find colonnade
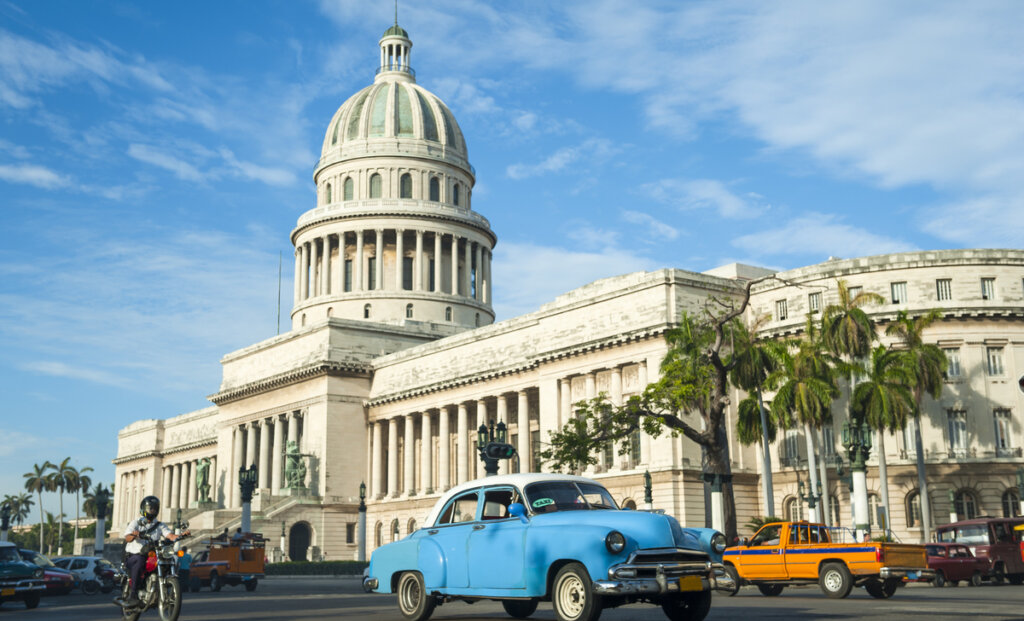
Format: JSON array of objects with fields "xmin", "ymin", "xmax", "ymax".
[
  {"xmin": 116, "ymin": 468, "xmax": 148, "ymax": 528},
  {"xmin": 294, "ymin": 229, "xmax": 491, "ymax": 307},
  {"xmin": 228, "ymin": 410, "xmax": 303, "ymax": 507},
  {"xmin": 367, "ymin": 361, "xmax": 650, "ymax": 499},
  {"xmin": 159, "ymin": 456, "xmax": 216, "ymax": 513}
]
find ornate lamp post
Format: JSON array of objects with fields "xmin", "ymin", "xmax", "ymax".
[
  {"xmin": 842, "ymin": 419, "xmax": 873, "ymax": 539},
  {"xmin": 94, "ymin": 486, "xmax": 110, "ymax": 553},
  {"xmin": 0, "ymin": 503, "xmax": 10, "ymax": 543},
  {"xmin": 357, "ymin": 481, "xmax": 367, "ymax": 562},
  {"xmin": 279, "ymin": 521, "xmax": 286, "ymax": 563},
  {"xmin": 476, "ymin": 420, "xmax": 515, "ymax": 477},
  {"xmin": 239, "ymin": 464, "xmax": 259, "ymax": 533},
  {"xmin": 643, "ymin": 470, "xmax": 653, "ymax": 511},
  {"xmin": 797, "ymin": 475, "xmax": 822, "ymax": 523}
]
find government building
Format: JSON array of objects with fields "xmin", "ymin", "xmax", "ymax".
[{"xmin": 113, "ymin": 23, "xmax": 1024, "ymax": 560}]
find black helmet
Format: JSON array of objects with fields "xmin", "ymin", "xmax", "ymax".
[{"xmin": 140, "ymin": 496, "xmax": 160, "ymax": 521}]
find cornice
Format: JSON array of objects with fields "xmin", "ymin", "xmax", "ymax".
[{"xmin": 209, "ymin": 360, "xmax": 372, "ymax": 406}]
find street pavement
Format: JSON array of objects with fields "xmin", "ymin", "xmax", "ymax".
[{"xmin": 7, "ymin": 578, "xmax": 1024, "ymax": 621}]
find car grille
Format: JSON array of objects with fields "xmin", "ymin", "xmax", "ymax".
[{"xmin": 629, "ymin": 547, "xmax": 710, "ymax": 565}]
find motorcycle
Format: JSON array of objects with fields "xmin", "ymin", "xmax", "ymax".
[{"xmin": 115, "ymin": 538, "xmax": 183, "ymax": 621}]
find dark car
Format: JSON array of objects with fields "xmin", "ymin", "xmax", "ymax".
[
  {"xmin": 17, "ymin": 550, "xmax": 76, "ymax": 595},
  {"xmin": 925, "ymin": 543, "xmax": 990, "ymax": 587},
  {"xmin": 0, "ymin": 541, "xmax": 46, "ymax": 609},
  {"xmin": 936, "ymin": 517, "xmax": 1024, "ymax": 584}
]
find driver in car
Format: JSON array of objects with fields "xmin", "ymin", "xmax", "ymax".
[{"xmin": 121, "ymin": 496, "xmax": 187, "ymax": 607}]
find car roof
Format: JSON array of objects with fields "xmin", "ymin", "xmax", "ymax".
[{"xmin": 423, "ymin": 473, "xmax": 605, "ymax": 526}]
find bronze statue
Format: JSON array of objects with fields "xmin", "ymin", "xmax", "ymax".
[{"xmin": 196, "ymin": 457, "xmax": 212, "ymax": 503}]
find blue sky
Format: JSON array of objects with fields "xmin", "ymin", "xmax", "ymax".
[{"xmin": 2, "ymin": 1, "xmax": 1023, "ymax": 517}]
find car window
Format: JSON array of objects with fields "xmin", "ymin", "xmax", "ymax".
[
  {"xmin": 750, "ymin": 524, "xmax": 782, "ymax": 547},
  {"xmin": 33, "ymin": 554, "xmax": 54, "ymax": 567},
  {"xmin": 994, "ymin": 523, "xmax": 1013, "ymax": 543},
  {"xmin": 926, "ymin": 545, "xmax": 943, "ymax": 557},
  {"xmin": 524, "ymin": 481, "xmax": 618, "ymax": 513},
  {"xmin": 71, "ymin": 559, "xmax": 88, "ymax": 570},
  {"xmin": 54, "ymin": 559, "xmax": 69, "ymax": 568},
  {"xmin": 0, "ymin": 547, "xmax": 19, "ymax": 562},
  {"xmin": 953, "ymin": 525, "xmax": 990, "ymax": 544},
  {"xmin": 481, "ymin": 487, "xmax": 521, "ymax": 520},
  {"xmin": 437, "ymin": 491, "xmax": 479, "ymax": 525}
]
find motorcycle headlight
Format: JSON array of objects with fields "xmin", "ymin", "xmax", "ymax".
[
  {"xmin": 711, "ymin": 532, "xmax": 727, "ymax": 554},
  {"xmin": 605, "ymin": 530, "xmax": 626, "ymax": 554}
]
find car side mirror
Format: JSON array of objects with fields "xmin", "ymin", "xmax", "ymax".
[{"xmin": 508, "ymin": 503, "xmax": 529, "ymax": 524}]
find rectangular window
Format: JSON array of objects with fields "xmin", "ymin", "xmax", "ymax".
[
  {"xmin": 903, "ymin": 415, "xmax": 918, "ymax": 457},
  {"xmin": 402, "ymin": 257, "xmax": 413, "ymax": 290},
  {"xmin": 981, "ymin": 277, "xmax": 996, "ymax": 300},
  {"xmin": 782, "ymin": 429, "xmax": 801, "ymax": 463},
  {"xmin": 848, "ymin": 285, "xmax": 863, "ymax": 298},
  {"xmin": 775, "ymin": 299, "xmax": 788, "ymax": 321},
  {"xmin": 471, "ymin": 267, "xmax": 477, "ymax": 298},
  {"xmin": 531, "ymin": 430, "xmax": 541, "ymax": 471},
  {"xmin": 367, "ymin": 257, "xmax": 377, "ymax": 290},
  {"xmin": 429, "ymin": 259, "xmax": 436, "ymax": 291},
  {"xmin": 994, "ymin": 409, "xmax": 1013, "ymax": 454},
  {"xmin": 947, "ymin": 409, "xmax": 967, "ymax": 456},
  {"xmin": 944, "ymin": 348, "xmax": 962, "ymax": 378},
  {"xmin": 821, "ymin": 425, "xmax": 835, "ymax": 457},
  {"xmin": 936, "ymin": 278, "xmax": 952, "ymax": 301},
  {"xmin": 988, "ymin": 346, "xmax": 1005, "ymax": 375},
  {"xmin": 891, "ymin": 281, "xmax": 907, "ymax": 304},
  {"xmin": 808, "ymin": 292, "xmax": 821, "ymax": 313},
  {"xmin": 509, "ymin": 433, "xmax": 518, "ymax": 473},
  {"xmin": 629, "ymin": 430, "xmax": 641, "ymax": 465},
  {"xmin": 344, "ymin": 259, "xmax": 353, "ymax": 292},
  {"xmin": 346, "ymin": 523, "xmax": 355, "ymax": 544}
]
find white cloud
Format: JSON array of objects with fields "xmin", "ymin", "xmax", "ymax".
[
  {"xmin": 431, "ymin": 77, "xmax": 498, "ymax": 115},
  {"xmin": 622, "ymin": 210, "xmax": 680, "ymax": 240},
  {"xmin": 219, "ymin": 148, "xmax": 297, "ymax": 187},
  {"xmin": 642, "ymin": 178, "xmax": 767, "ymax": 219},
  {"xmin": 506, "ymin": 138, "xmax": 616, "ymax": 179},
  {"xmin": 922, "ymin": 193, "xmax": 1024, "ymax": 248},
  {"xmin": 127, "ymin": 143, "xmax": 204, "ymax": 181},
  {"xmin": 732, "ymin": 212, "xmax": 916, "ymax": 259},
  {"xmin": 20, "ymin": 361, "xmax": 130, "ymax": 388},
  {"xmin": 0, "ymin": 163, "xmax": 68, "ymax": 189}
]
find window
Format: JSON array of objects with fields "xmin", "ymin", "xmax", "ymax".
[
  {"xmin": 808, "ymin": 292, "xmax": 821, "ymax": 313},
  {"xmin": 532, "ymin": 430, "xmax": 542, "ymax": 470},
  {"xmin": 785, "ymin": 496, "xmax": 804, "ymax": 522},
  {"xmin": 830, "ymin": 495, "xmax": 841, "ymax": 527},
  {"xmin": 988, "ymin": 347, "xmax": 1005, "ymax": 375},
  {"xmin": 445, "ymin": 306, "xmax": 452, "ymax": 321},
  {"xmin": 954, "ymin": 490, "xmax": 978, "ymax": 521},
  {"xmin": 429, "ymin": 177, "xmax": 440, "ymax": 202},
  {"xmin": 402, "ymin": 256, "xmax": 413, "ymax": 290},
  {"xmin": 408, "ymin": 518, "xmax": 417, "ymax": 533},
  {"xmin": 782, "ymin": 429, "xmax": 801, "ymax": 464},
  {"xmin": 890, "ymin": 281, "xmax": 907, "ymax": 304},
  {"xmin": 947, "ymin": 409, "xmax": 967, "ymax": 456},
  {"xmin": 438, "ymin": 491, "xmax": 479, "ymax": 524},
  {"xmin": 453, "ymin": 183, "xmax": 460, "ymax": 206},
  {"xmin": 301, "ymin": 313, "xmax": 306, "ymax": 326},
  {"xmin": 994, "ymin": 409, "xmax": 1013, "ymax": 454},
  {"xmin": 400, "ymin": 173, "xmax": 412, "ymax": 198},
  {"xmin": 405, "ymin": 303, "xmax": 413, "ymax": 319},
  {"xmin": 1002, "ymin": 489, "xmax": 1021, "ymax": 518},
  {"xmin": 775, "ymin": 299, "xmax": 788, "ymax": 321},
  {"xmin": 944, "ymin": 348, "xmax": 961, "ymax": 378},
  {"xmin": 344, "ymin": 259, "xmax": 353, "ymax": 292},
  {"xmin": 363, "ymin": 304, "xmax": 371, "ymax": 319},
  {"xmin": 428, "ymin": 259, "xmax": 436, "ymax": 291},
  {"xmin": 325, "ymin": 183, "xmax": 332, "ymax": 203},
  {"xmin": 936, "ymin": 278, "xmax": 952, "ymax": 301},
  {"xmin": 391, "ymin": 519, "xmax": 400, "ymax": 542},
  {"xmin": 345, "ymin": 523, "xmax": 355, "ymax": 544},
  {"xmin": 867, "ymin": 493, "xmax": 880, "ymax": 527},
  {"xmin": 629, "ymin": 429, "xmax": 641, "ymax": 465},
  {"xmin": 326, "ymin": 306, "xmax": 333, "ymax": 318},
  {"xmin": 907, "ymin": 491, "xmax": 921, "ymax": 528},
  {"xmin": 374, "ymin": 522, "xmax": 383, "ymax": 547},
  {"xmin": 981, "ymin": 277, "xmax": 995, "ymax": 300},
  {"xmin": 847, "ymin": 285, "xmax": 863, "ymax": 298},
  {"xmin": 903, "ymin": 415, "xmax": 918, "ymax": 457},
  {"xmin": 481, "ymin": 487, "xmax": 517, "ymax": 520},
  {"xmin": 368, "ymin": 257, "xmax": 376, "ymax": 290},
  {"xmin": 369, "ymin": 173, "xmax": 382, "ymax": 198},
  {"xmin": 343, "ymin": 177, "xmax": 354, "ymax": 200},
  {"xmin": 821, "ymin": 425, "xmax": 835, "ymax": 457},
  {"xmin": 475, "ymin": 312, "xmax": 480, "ymax": 326}
]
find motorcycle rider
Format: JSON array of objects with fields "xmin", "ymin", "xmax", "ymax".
[{"xmin": 121, "ymin": 496, "xmax": 188, "ymax": 607}]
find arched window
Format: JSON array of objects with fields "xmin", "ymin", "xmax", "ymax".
[
  {"xmin": 325, "ymin": 183, "xmax": 332, "ymax": 203},
  {"xmin": 391, "ymin": 519, "xmax": 400, "ymax": 542},
  {"xmin": 343, "ymin": 177, "xmax": 354, "ymax": 201},
  {"xmin": 407, "ymin": 518, "xmax": 417, "ymax": 533},
  {"xmin": 784, "ymin": 496, "xmax": 804, "ymax": 522},
  {"xmin": 867, "ymin": 493, "xmax": 880, "ymax": 527},
  {"xmin": 400, "ymin": 173, "xmax": 413, "ymax": 198},
  {"xmin": 326, "ymin": 307, "xmax": 333, "ymax": 318},
  {"xmin": 955, "ymin": 490, "xmax": 978, "ymax": 521},
  {"xmin": 363, "ymin": 304, "xmax": 371, "ymax": 319},
  {"xmin": 445, "ymin": 306, "xmax": 452, "ymax": 321},
  {"xmin": 1003, "ymin": 489, "xmax": 1021, "ymax": 517},
  {"xmin": 907, "ymin": 491, "xmax": 921, "ymax": 528},
  {"xmin": 301, "ymin": 313, "xmax": 306, "ymax": 327},
  {"xmin": 406, "ymin": 303, "xmax": 413, "ymax": 319},
  {"xmin": 429, "ymin": 177, "xmax": 440, "ymax": 202},
  {"xmin": 369, "ymin": 173, "xmax": 382, "ymax": 198},
  {"xmin": 452, "ymin": 183, "xmax": 460, "ymax": 206},
  {"xmin": 374, "ymin": 522, "xmax": 383, "ymax": 547},
  {"xmin": 622, "ymin": 499, "xmax": 637, "ymax": 510}
]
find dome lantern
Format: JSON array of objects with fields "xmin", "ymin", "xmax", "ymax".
[{"xmin": 377, "ymin": 19, "xmax": 413, "ymax": 82}]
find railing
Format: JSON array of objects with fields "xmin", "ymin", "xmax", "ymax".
[{"xmin": 375, "ymin": 64, "xmax": 416, "ymax": 78}]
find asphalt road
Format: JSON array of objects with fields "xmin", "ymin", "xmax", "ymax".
[{"xmin": 6, "ymin": 578, "xmax": 1024, "ymax": 621}]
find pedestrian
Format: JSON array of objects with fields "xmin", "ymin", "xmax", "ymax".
[
  {"xmin": 178, "ymin": 546, "xmax": 192, "ymax": 593},
  {"xmin": 232, "ymin": 527, "xmax": 244, "ymax": 542}
]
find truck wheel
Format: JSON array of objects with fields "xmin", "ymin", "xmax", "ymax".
[
  {"xmin": 819, "ymin": 563, "xmax": 853, "ymax": 599},
  {"xmin": 757, "ymin": 584, "xmax": 784, "ymax": 597},
  {"xmin": 244, "ymin": 579, "xmax": 258, "ymax": 592},
  {"xmin": 661, "ymin": 591, "xmax": 711, "ymax": 621},
  {"xmin": 970, "ymin": 572, "xmax": 983, "ymax": 587},
  {"xmin": 723, "ymin": 566, "xmax": 741, "ymax": 596},
  {"xmin": 24, "ymin": 593, "xmax": 41, "ymax": 610},
  {"xmin": 210, "ymin": 572, "xmax": 222, "ymax": 592},
  {"xmin": 502, "ymin": 599, "xmax": 539, "ymax": 618},
  {"xmin": 933, "ymin": 571, "xmax": 946, "ymax": 588},
  {"xmin": 552, "ymin": 563, "xmax": 601, "ymax": 621},
  {"xmin": 397, "ymin": 571, "xmax": 436, "ymax": 621}
]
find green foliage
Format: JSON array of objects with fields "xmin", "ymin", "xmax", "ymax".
[
  {"xmin": 768, "ymin": 329, "xmax": 840, "ymax": 431},
  {"xmin": 736, "ymin": 396, "xmax": 777, "ymax": 446},
  {"xmin": 746, "ymin": 515, "xmax": 783, "ymax": 534},
  {"xmin": 853, "ymin": 346, "xmax": 916, "ymax": 433},
  {"xmin": 822, "ymin": 279, "xmax": 883, "ymax": 360},
  {"xmin": 265, "ymin": 561, "xmax": 369, "ymax": 576}
]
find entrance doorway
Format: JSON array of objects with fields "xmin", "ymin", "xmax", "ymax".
[{"xmin": 289, "ymin": 522, "xmax": 311, "ymax": 561}]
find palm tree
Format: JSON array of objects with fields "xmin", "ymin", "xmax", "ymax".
[
  {"xmin": 24, "ymin": 462, "xmax": 55, "ymax": 551},
  {"xmin": 822, "ymin": 280, "xmax": 883, "ymax": 534},
  {"xmin": 42, "ymin": 511, "xmax": 62, "ymax": 555},
  {"xmin": 886, "ymin": 309, "xmax": 947, "ymax": 541},
  {"xmin": 52, "ymin": 457, "xmax": 77, "ymax": 555},
  {"xmin": 729, "ymin": 315, "xmax": 783, "ymax": 516},
  {"xmin": 67, "ymin": 465, "xmax": 93, "ymax": 546},
  {"xmin": 9, "ymin": 493, "xmax": 34, "ymax": 526},
  {"xmin": 84, "ymin": 483, "xmax": 112, "ymax": 519}
]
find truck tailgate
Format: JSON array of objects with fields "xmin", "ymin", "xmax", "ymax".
[{"xmin": 882, "ymin": 544, "xmax": 927, "ymax": 568}]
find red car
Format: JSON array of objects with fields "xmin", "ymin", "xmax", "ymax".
[
  {"xmin": 925, "ymin": 543, "xmax": 990, "ymax": 587},
  {"xmin": 17, "ymin": 550, "xmax": 75, "ymax": 595}
]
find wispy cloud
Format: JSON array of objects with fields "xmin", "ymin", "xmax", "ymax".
[
  {"xmin": 622, "ymin": 210, "xmax": 680, "ymax": 240},
  {"xmin": 20, "ymin": 361, "xmax": 130, "ymax": 387},
  {"xmin": 127, "ymin": 143, "xmax": 204, "ymax": 181},
  {"xmin": 0, "ymin": 163, "xmax": 68, "ymax": 189},
  {"xmin": 732, "ymin": 212, "xmax": 916, "ymax": 259},
  {"xmin": 642, "ymin": 178, "xmax": 768, "ymax": 219},
  {"xmin": 506, "ymin": 138, "xmax": 616, "ymax": 179}
]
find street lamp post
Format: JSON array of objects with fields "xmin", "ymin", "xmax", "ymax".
[
  {"xmin": 280, "ymin": 521, "xmax": 286, "ymax": 563},
  {"xmin": 239, "ymin": 464, "xmax": 258, "ymax": 534},
  {"xmin": 842, "ymin": 419, "xmax": 873, "ymax": 539},
  {"xmin": 476, "ymin": 420, "xmax": 515, "ymax": 477},
  {"xmin": 0, "ymin": 503, "xmax": 10, "ymax": 543},
  {"xmin": 702, "ymin": 473, "xmax": 732, "ymax": 533},
  {"xmin": 357, "ymin": 482, "xmax": 367, "ymax": 562},
  {"xmin": 94, "ymin": 487, "xmax": 110, "ymax": 554},
  {"xmin": 643, "ymin": 470, "xmax": 653, "ymax": 511},
  {"xmin": 1016, "ymin": 468, "xmax": 1024, "ymax": 517},
  {"xmin": 797, "ymin": 475, "xmax": 822, "ymax": 523}
]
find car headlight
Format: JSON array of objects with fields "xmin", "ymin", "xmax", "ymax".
[
  {"xmin": 605, "ymin": 530, "xmax": 626, "ymax": 554},
  {"xmin": 711, "ymin": 532, "xmax": 727, "ymax": 554},
  {"xmin": 34, "ymin": 568, "xmax": 44, "ymax": 578}
]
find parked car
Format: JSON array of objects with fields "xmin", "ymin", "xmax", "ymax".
[
  {"xmin": 51, "ymin": 556, "xmax": 118, "ymax": 593},
  {"xmin": 935, "ymin": 517, "xmax": 1024, "ymax": 584},
  {"xmin": 925, "ymin": 543, "xmax": 990, "ymax": 587},
  {"xmin": 189, "ymin": 533, "xmax": 266, "ymax": 592},
  {"xmin": 0, "ymin": 541, "xmax": 46, "ymax": 609},
  {"xmin": 16, "ymin": 549, "xmax": 75, "ymax": 595},
  {"xmin": 363, "ymin": 473, "xmax": 733, "ymax": 621}
]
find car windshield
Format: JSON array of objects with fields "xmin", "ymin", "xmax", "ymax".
[
  {"xmin": 0, "ymin": 547, "xmax": 20, "ymax": 562},
  {"xmin": 524, "ymin": 481, "xmax": 617, "ymax": 513},
  {"xmin": 96, "ymin": 559, "xmax": 114, "ymax": 569},
  {"xmin": 32, "ymin": 554, "xmax": 55, "ymax": 567},
  {"xmin": 939, "ymin": 525, "xmax": 990, "ymax": 544}
]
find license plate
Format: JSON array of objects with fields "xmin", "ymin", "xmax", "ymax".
[
  {"xmin": 907, "ymin": 571, "xmax": 919, "ymax": 580},
  {"xmin": 1, "ymin": 587, "xmax": 14, "ymax": 597},
  {"xmin": 679, "ymin": 576, "xmax": 703, "ymax": 592}
]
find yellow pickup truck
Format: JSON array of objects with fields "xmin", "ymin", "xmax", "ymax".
[{"xmin": 723, "ymin": 521, "xmax": 933, "ymax": 599}]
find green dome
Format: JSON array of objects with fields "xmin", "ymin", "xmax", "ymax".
[{"xmin": 383, "ymin": 24, "xmax": 408, "ymax": 38}]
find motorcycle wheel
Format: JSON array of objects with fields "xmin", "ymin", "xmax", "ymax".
[
  {"xmin": 81, "ymin": 579, "xmax": 100, "ymax": 596},
  {"xmin": 121, "ymin": 581, "xmax": 141, "ymax": 621},
  {"xmin": 157, "ymin": 576, "xmax": 181, "ymax": 621}
]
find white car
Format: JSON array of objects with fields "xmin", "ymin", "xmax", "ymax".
[{"xmin": 51, "ymin": 556, "xmax": 118, "ymax": 591}]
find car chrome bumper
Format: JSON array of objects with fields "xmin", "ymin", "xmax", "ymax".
[
  {"xmin": 879, "ymin": 567, "xmax": 935, "ymax": 581},
  {"xmin": 0, "ymin": 579, "xmax": 47, "ymax": 595},
  {"xmin": 362, "ymin": 576, "xmax": 379, "ymax": 593},
  {"xmin": 594, "ymin": 561, "xmax": 733, "ymax": 595}
]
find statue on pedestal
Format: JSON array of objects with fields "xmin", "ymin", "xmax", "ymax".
[
  {"xmin": 284, "ymin": 441, "xmax": 308, "ymax": 490},
  {"xmin": 196, "ymin": 457, "xmax": 212, "ymax": 503}
]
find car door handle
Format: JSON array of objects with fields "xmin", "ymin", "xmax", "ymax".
[
  {"xmin": 427, "ymin": 529, "xmax": 439, "ymax": 535},
  {"xmin": 473, "ymin": 524, "xmax": 486, "ymax": 531}
]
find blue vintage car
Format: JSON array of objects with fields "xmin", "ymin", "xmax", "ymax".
[{"xmin": 363, "ymin": 473, "xmax": 733, "ymax": 621}]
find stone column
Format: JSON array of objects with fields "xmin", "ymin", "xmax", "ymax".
[
  {"xmin": 473, "ymin": 243, "xmax": 482, "ymax": 300},
  {"xmin": 560, "ymin": 378, "xmax": 572, "ymax": 428},
  {"xmin": 497, "ymin": 395, "xmax": 509, "ymax": 476},
  {"xmin": 170, "ymin": 463, "xmax": 181, "ymax": 511},
  {"xmin": 271, "ymin": 415, "xmax": 284, "ymax": 493},
  {"xmin": 438, "ymin": 407, "xmax": 451, "ymax": 491},
  {"xmin": 456, "ymin": 403, "xmax": 468, "ymax": 484},
  {"xmin": 246, "ymin": 422, "xmax": 257, "ymax": 470},
  {"xmin": 232, "ymin": 426, "xmax": 244, "ymax": 507},
  {"xmin": 450, "ymin": 235, "xmax": 459, "ymax": 295},
  {"xmin": 420, "ymin": 411, "xmax": 433, "ymax": 494},
  {"xmin": 374, "ymin": 229, "xmax": 384, "ymax": 291},
  {"xmin": 414, "ymin": 230, "xmax": 424, "ymax": 291},
  {"xmin": 388, "ymin": 417, "xmax": 399, "ymax": 497},
  {"xmin": 161, "ymin": 467, "xmax": 171, "ymax": 510},
  {"xmin": 518, "ymin": 390, "xmax": 530, "ymax": 473},
  {"xmin": 293, "ymin": 249, "xmax": 301, "ymax": 306},
  {"xmin": 300, "ymin": 243, "xmax": 309, "ymax": 300},
  {"xmin": 309, "ymin": 238, "xmax": 319, "ymax": 298},
  {"xmin": 585, "ymin": 372, "xmax": 596, "ymax": 401},
  {"xmin": 611, "ymin": 366, "xmax": 623, "ymax": 469},
  {"xmin": 433, "ymin": 232, "xmax": 442, "ymax": 293},
  {"xmin": 485, "ymin": 248, "xmax": 492, "ymax": 304},
  {"xmin": 463, "ymin": 239, "xmax": 472, "ymax": 298},
  {"xmin": 184, "ymin": 461, "xmax": 194, "ymax": 507},
  {"xmin": 355, "ymin": 230, "xmax": 365, "ymax": 291},
  {"xmin": 372, "ymin": 421, "xmax": 383, "ymax": 498},
  {"xmin": 395, "ymin": 229, "xmax": 404, "ymax": 290},
  {"xmin": 287, "ymin": 411, "xmax": 298, "ymax": 447},
  {"xmin": 321, "ymin": 235, "xmax": 331, "ymax": 296},
  {"xmin": 404, "ymin": 414, "xmax": 416, "ymax": 495},
  {"xmin": 259, "ymin": 419, "xmax": 271, "ymax": 489}
]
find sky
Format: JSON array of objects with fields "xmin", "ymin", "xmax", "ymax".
[{"xmin": 2, "ymin": 0, "xmax": 1023, "ymax": 521}]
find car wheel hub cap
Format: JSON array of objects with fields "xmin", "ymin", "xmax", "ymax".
[
  {"xmin": 559, "ymin": 575, "xmax": 585, "ymax": 617},
  {"xmin": 825, "ymin": 572, "xmax": 840, "ymax": 590}
]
